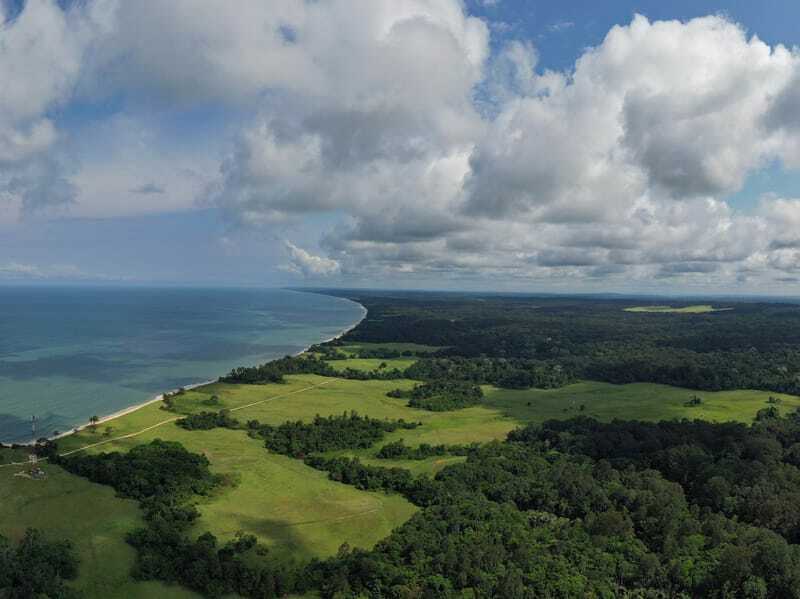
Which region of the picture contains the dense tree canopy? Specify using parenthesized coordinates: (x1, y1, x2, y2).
(0, 529, 81, 599)
(387, 379, 484, 411)
(326, 292, 800, 394)
(247, 412, 419, 458)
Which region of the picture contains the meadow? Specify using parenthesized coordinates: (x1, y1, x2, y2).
(623, 304, 731, 313)
(6, 349, 800, 597)
(0, 450, 197, 599)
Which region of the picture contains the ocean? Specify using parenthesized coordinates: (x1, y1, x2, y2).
(0, 286, 363, 443)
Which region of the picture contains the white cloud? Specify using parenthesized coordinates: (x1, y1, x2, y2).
(283, 241, 341, 277)
(200, 12, 800, 288)
(5, 3, 800, 289)
(0, 0, 110, 216)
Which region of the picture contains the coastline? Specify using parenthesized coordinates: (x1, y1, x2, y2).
(7, 294, 366, 447)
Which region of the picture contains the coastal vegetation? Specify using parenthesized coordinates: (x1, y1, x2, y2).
(7, 292, 800, 596)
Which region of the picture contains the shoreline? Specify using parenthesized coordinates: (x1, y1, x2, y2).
(4, 295, 366, 447)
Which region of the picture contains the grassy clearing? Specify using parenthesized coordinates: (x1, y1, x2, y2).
(117, 425, 416, 560)
(624, 305, 731, 313)
(483, 381, 800, 424)
(56, 376, 419, 561)
(326, 357, 417, 372)
(0, 459, 197, 599)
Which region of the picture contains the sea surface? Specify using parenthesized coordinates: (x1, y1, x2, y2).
(0, 286, 364, 443)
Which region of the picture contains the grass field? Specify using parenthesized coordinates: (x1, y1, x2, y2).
(0, 452, 197, 599)
(483, 381, 800, 425)
(326, 357, 418, 372)
(5, 353, 799, 597)
(624, 304, 731, 313)
(57, 377, 419, 560)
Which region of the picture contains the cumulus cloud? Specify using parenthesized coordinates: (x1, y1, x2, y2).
(0, 0, 109, 216)
(283, 241, 341, 277)
(201, 9, 800, 287)
(6, 2, 800, 289)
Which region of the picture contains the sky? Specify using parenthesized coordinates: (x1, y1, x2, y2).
(3, 1, 800, 293)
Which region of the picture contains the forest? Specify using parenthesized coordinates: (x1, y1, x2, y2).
(323, 291, 800, 394)
(304, 411, 800, 598)
(0, 529, 80, 599)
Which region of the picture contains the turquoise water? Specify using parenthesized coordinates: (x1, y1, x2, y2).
(0, 287, 363, 443)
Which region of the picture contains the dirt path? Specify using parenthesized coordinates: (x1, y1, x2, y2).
(3, 380, 337, 461)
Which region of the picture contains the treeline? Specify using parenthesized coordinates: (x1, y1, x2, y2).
(176, 409, 240, 430)
(220, 355, 334, 384)
(579, 345, 800, 394)
(0, 529, 81, 599)
(302, 415, 800, 598)
(387, 379, 483, 411)
(309, 343, 428, 360)
(375, 439, 475, 460)
(304, 456, 439, 506)
(220, 354, 406, 385)
(246, 412, 419, 458)
(405, 357, 574, 390)
(509, 410, 800, 543)
(324, 292, 800, 395)
(57, 440, 303, 598)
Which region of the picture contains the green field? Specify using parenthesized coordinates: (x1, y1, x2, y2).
(0, 454, 197, 599)
(326, 357, 418, 372)
(483, 381, 800, 425)
(5, 352, 799, 597)
(624, 304, 731, 313)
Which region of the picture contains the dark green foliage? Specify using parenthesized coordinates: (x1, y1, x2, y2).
(684, 394, 703, 406)
(388, 379, 484, 411)
(509, 411, 800, 543)
(308, 429, 800, 598)
(405, 356, 574, 390)
(304, 456, 439, 506)
(176, 410, 240, 431)
(375, 439, 475, 460)
(326, 292, 800, 394)
(247, 412, 419, 458)
(59, 440, 219, 504)
(220, 354, 336, 384)
(0, 529, 81, 599)
(221, 354, 406, 384)
(127, 528, 301, 599)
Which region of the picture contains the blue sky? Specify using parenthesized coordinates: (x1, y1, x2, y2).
(2, 0, 800, 292)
